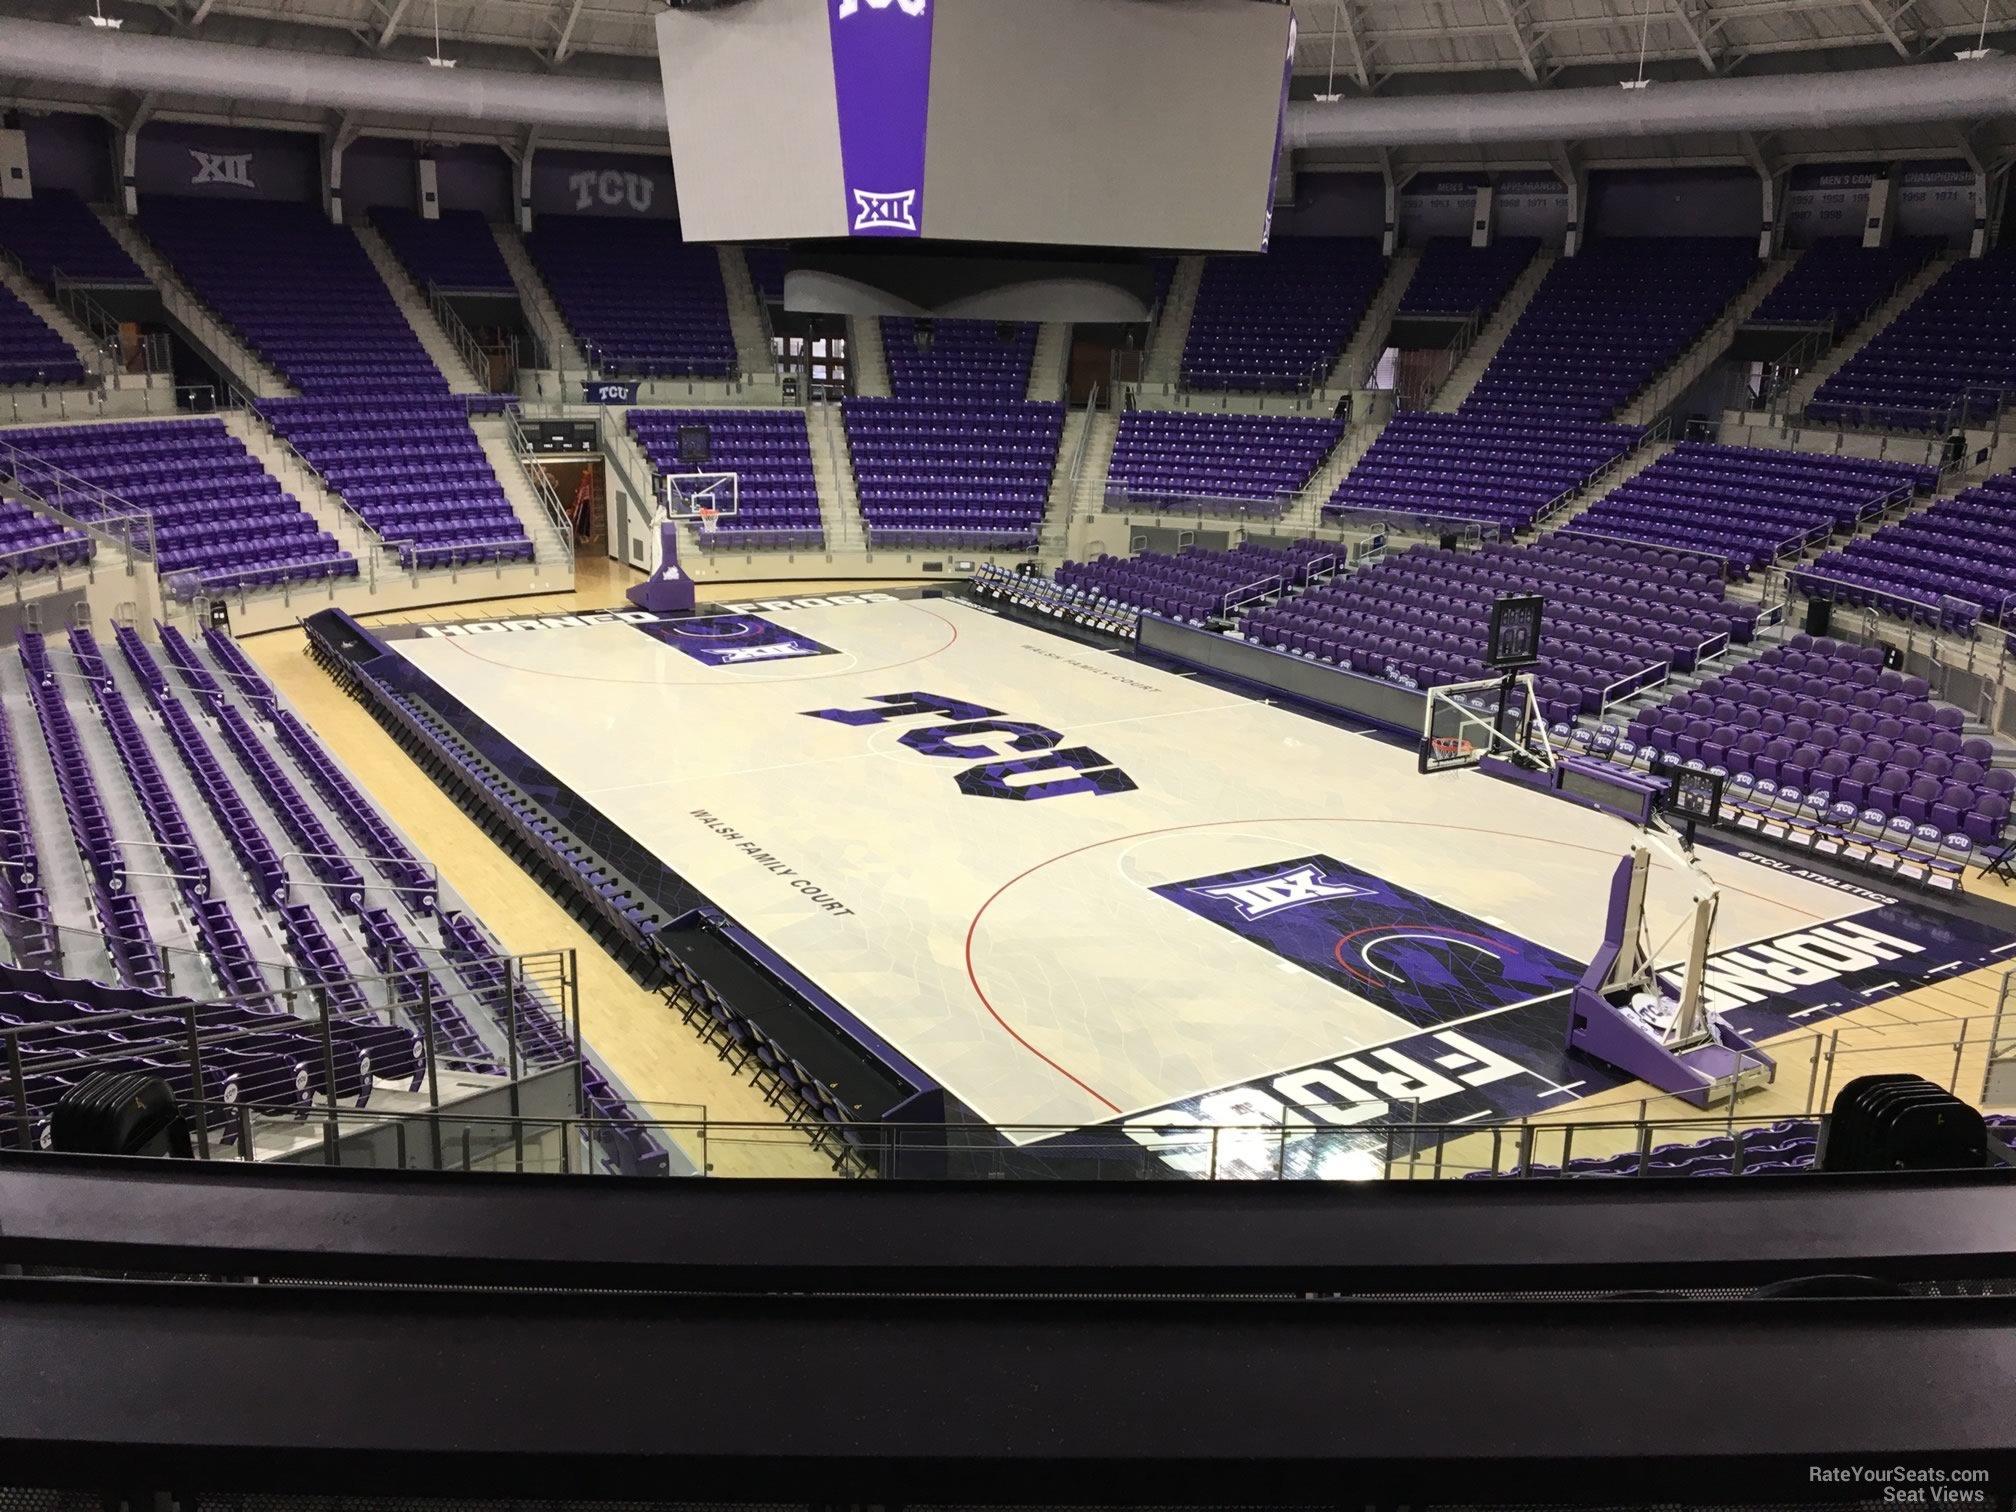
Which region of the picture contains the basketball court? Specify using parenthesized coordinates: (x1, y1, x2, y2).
(371, 592, 2016, 1151)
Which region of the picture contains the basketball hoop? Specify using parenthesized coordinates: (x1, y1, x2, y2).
(1430, 736, 1475, 762)
(697, 506, 720, 535)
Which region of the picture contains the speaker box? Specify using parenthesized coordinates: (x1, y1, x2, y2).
(1805, 598, 1833, 637)
(1819, 1073, 1988, 1172)
(50, 1071, 192, 1158)
(1439, 533, 1460, 552)
(920, 588, 944, 598)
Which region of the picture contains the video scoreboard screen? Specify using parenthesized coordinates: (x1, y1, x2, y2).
(1664, 767, 1725, 824)
(523, 419, 599, 454)
(657, 0, 1295, 251)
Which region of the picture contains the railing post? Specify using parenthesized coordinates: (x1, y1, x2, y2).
(6, 1033, 32, 1151)
(182, 1000, 211, 1160)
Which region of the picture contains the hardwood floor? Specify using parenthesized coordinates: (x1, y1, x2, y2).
(239, 553, 2016, 1179)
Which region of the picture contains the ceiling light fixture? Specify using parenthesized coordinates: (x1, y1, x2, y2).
(425, 0, 456, 68)
(1621, 0, 1654, 88)
(83, 0, 122, 28)
(1313, 0, 1344, 102)
(1956, 0, 2000, 59)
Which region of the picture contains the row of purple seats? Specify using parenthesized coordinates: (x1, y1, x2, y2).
(1796, 473, 2016, 630)
(1566, 442, 1926, 574)
(334, 641, 671, 1173)
(1182, 236, 1388, 392)
(1055, 541, 1314, 623)
(1464, 1119, 1826, 1178)
(5, 418, 350, 588)
(0, 495, 93, 580)
(1752, 236, 1941, 331)
(1620, 638, 2005, 838)
(526, 215, 734, 378)
(1463, 237, 1757, 420)
(141, 198, 448, 397)
(0, 189, 143, 287)
(842, 398, 1064, 538)
(1398, 236, 1540, 319)
(0, 671, 55, 971)
(1809, 248, 2016, 430)
(1108, 410, 1342, 512)
(355, 906, 494, 1073)
(370, 207, 515, 294)
(629, 409, 823, 537)
(81, 626, 278, 1004)
(883, 318, 1036, 400)
(20, 631, 165, 994)
(435, 907, 653, 1163)
(1324, 411, 1641, 536)
(259, 398, 530, 566)
(0, 283, 85, 387)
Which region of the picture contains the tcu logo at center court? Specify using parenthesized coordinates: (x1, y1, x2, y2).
(804, 691, 1135, 802)
(835, 0, 927, 16)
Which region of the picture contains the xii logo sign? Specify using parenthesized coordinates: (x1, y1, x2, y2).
(189, 152, 255, 190)
(851, 189, 918, 233)
(1188, 864, 1371, 921)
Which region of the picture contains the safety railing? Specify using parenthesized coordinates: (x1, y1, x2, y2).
(1784, 564, 1986, 636)
(1320, 503, 1495, 545)
(86, 994, 2015, 1180)
(1101, 484, 1295, 522)
(423, 278, 498, 393)
(500, 407, 578, 572)
(1058, 382, 1101, 531)
(51, 269, 171, 380)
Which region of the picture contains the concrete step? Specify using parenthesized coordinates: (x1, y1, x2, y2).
(474, 422, 577, 570)
(1537, 438, 1677, 537)
(217, 410, 366, 551)
(491, 223, 584, 373)
(1142, 256, 1204, 389)
(1432, 249, 1556, 413)
(1322, 248, 1419, 398)
(1071, 409, 1120, 516)
(849, 315, 892, 397)
(0, 262, 102, 373)
(1784, 254, 1956, 414)
(807, 404, 863, 549)
(718, 246, 774, 379)
(1027, 322, 1070, 402)
(1285, 414, 1391, 535)
(353, 225, 485, 394)
(93, 209, 292, 399)
(1619, 253, 1799, 428)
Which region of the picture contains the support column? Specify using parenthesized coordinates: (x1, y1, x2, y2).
(418, 155, 440, 220)
(118, 122, 141, 216)
(1470, 184, 1494, 248)
(1862, 165, 1894, 249)
(518, 138, 538, 235)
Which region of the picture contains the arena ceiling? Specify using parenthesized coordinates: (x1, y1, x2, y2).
(1, 0, 2012, 174)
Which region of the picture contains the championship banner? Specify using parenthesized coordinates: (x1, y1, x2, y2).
(828, 0, 934, 237)
(582, 380, 639, 405)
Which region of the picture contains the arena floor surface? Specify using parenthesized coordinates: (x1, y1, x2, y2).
(363, 588, 2016, 1152)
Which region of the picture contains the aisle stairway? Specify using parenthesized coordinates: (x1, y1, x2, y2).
(1780, 254, 1956, 415)
(352, 225, 485, 394)
(1141, 256, 1205, 389)
(492, 224, 584, 373)
(848, 316, 892, 397)
(93, 209, 291, 399)
(1431, 250, 1556, 412)
(1321, 247, 1419, 397)
(1617, 253, 1798, 427)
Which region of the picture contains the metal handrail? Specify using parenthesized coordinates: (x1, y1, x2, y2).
(423, 277, 496, 393)
(501, 408, 578, 570)
(1060, 382, 1101, 533)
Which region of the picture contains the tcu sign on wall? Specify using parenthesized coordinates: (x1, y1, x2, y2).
(568, 168, 654, 215)
(827, 0, 932, 237)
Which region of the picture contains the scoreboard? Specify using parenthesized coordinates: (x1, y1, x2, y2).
(657, 0, 1295, 252)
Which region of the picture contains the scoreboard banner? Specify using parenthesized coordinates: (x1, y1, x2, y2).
(828, 0, 933, 237)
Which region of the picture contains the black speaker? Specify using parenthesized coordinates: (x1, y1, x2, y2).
(920, 588, 944, 599)
(1819, 1073, 1988, 1172)
(1439, 533, 1460, 552)
(50, 1071, 192, 1158)
(1884, 643, 1905, 670)
(1804, 598, 1833, 637)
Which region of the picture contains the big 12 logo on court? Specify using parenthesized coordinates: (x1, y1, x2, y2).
(803, 691, 1136, 801)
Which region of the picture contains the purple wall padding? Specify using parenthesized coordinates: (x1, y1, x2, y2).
(135, 121, 317, 204)
(1587, 167, 1762, 240)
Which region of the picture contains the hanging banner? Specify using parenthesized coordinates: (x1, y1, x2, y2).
(582, 380, 640, 405)
(1258, 12, 1296, 250)
(828, 0, 934, 237)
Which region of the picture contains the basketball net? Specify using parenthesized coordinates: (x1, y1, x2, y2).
(698, 506, 719, 535)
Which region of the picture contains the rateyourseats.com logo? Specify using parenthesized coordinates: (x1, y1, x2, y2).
(835, 0, 926, 15)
